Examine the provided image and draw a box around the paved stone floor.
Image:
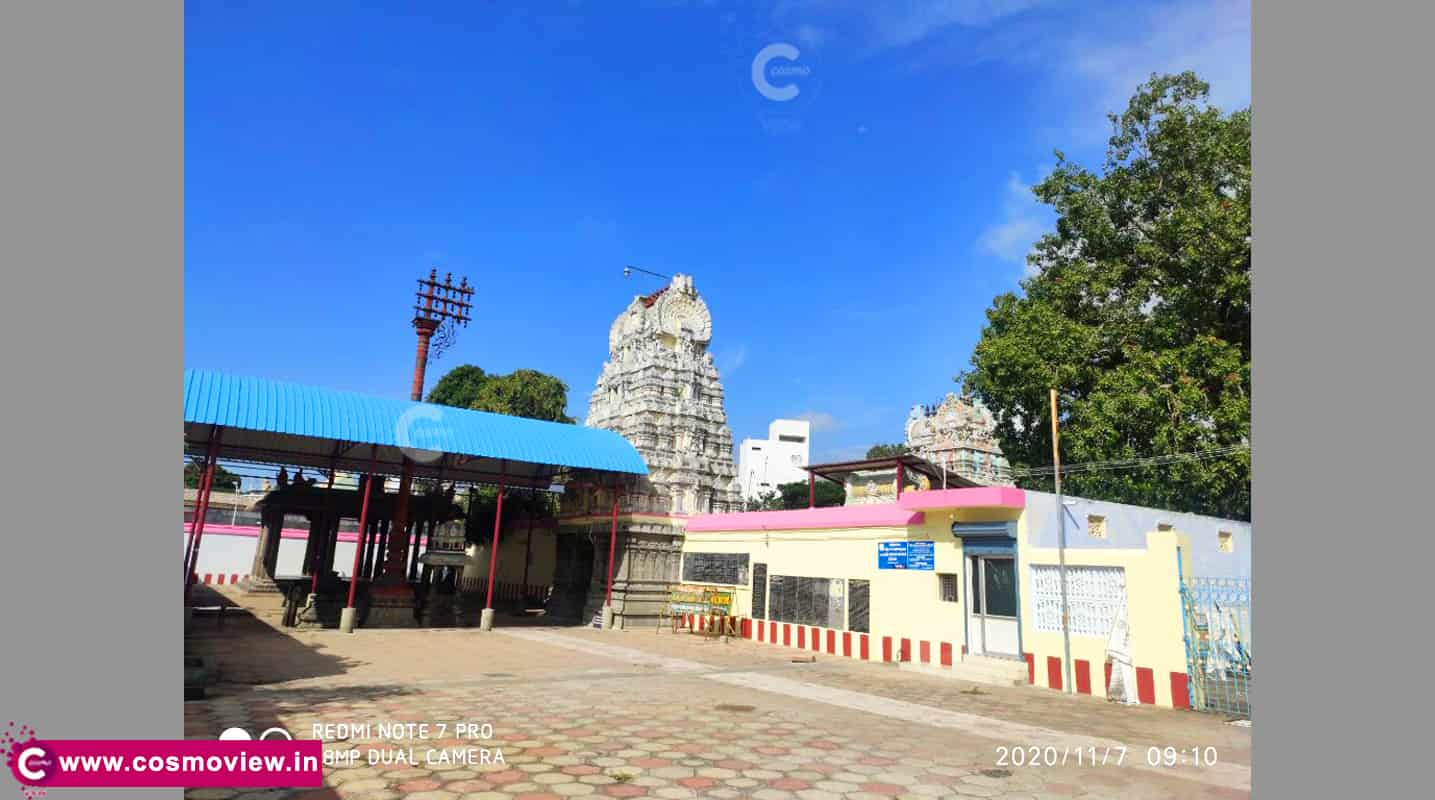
[184,590,1250,800]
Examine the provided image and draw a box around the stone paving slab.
[184,606,1249,800]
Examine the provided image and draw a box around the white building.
[737,419,811,501]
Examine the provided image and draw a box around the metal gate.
[1178,562,1252,717]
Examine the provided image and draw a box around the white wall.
[737,419,811,500]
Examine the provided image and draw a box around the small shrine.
[247,467,466,627]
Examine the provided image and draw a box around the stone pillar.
[246,508,284,594]
[300,513,322,578]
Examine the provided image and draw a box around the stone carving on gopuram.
[551,274,743,629]
[904,392,1015,486]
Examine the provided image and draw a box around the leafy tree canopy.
[184,462,241,492]
[427,365,575,424]
[749,480,845,510]
[865,443,910,459]
[963,72,1250,520]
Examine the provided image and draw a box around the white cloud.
[772,0,1050,56]
[977,172,1050,274]
[1064,0,1251,141]
[716,343,749,376]
[793,410,840,432]
[975,2,1249,274]
[862,0,1050,51]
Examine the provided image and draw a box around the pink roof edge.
[686,486,1025,533]
[684,504,925,532]
[898,485,1026,511]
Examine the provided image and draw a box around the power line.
[1012,444,1249,478]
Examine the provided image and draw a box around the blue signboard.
[878,541,909,569]
[907,540,935,571]
[878,541,936,570]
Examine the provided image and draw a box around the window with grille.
[938,573,959,603]
[751,563,768,618]
[848,579,870,633]
[1087,514,1108,539]
[769,575,845,629]
[681,552,749,585]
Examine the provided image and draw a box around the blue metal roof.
[183,369,647,476]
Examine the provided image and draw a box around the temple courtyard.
[184,588,1250,800]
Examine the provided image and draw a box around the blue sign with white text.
[878,541,909,569]
[878,541,936,570]
[907,540,935,571]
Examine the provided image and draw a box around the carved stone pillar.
[246,508,284,593]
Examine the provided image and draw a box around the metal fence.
[1179,569,1252,717]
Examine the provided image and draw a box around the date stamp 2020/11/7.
[995,745,1128,768]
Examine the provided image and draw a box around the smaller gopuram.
[904,392,1014,486]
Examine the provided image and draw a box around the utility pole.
[1051,388,1074,694]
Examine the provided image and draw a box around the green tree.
[427,365,575,423]
[780,480,845,509]
[425,365,488,409]
[749,488,784,511]
[865,443,909,459]
[963,72,1250,520]
[184,462,241,492]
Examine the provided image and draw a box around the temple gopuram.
[904,392,1014,486]
[554,274,742,628]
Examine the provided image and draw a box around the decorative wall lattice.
[1030,565,1127,637]
[682,552,749,585]
[847,579,870,633]
[769,575,844,629]
[751,563,767,619]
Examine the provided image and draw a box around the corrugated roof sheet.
[183,369,647,476]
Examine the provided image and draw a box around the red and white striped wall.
[1023,651,1191,709]
[721,618,1189,709]
[696,617,961,668]
[190,572,249,586]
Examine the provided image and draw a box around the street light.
[623,265,670,280]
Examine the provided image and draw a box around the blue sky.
[184,0,1250,464]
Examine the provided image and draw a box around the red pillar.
[808,472,815,509]
[896,461,905,498]
[183,427,223,603]
[346,448,378,609]
[605,487,621,606]
[483,479,506,610]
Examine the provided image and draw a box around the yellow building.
[678,457,1251,710]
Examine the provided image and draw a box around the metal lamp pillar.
[184,426,224,606]
[340,447,378,633]
[480,476,506,631]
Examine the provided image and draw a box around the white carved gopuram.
[584,273,742,516]
[904,392,1015,486]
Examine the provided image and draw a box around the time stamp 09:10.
[995,745,1221,768]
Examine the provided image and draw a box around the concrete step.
[897,654,1029,687]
